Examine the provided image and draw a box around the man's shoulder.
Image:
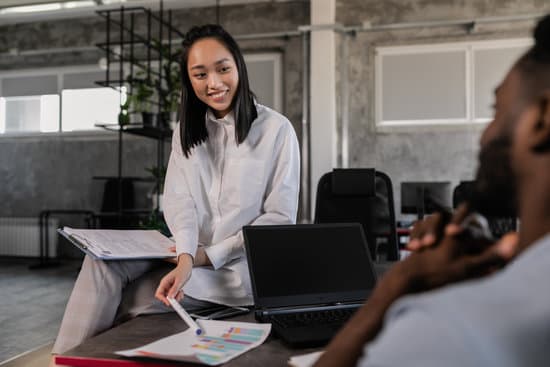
[362,235,550,366]
[395,233,550,314]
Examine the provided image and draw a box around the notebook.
[243,223,377,347]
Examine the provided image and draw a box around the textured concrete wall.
[335,0,550,219]
[336,0,548,25]
[0,134,162,216]
[0,1,308,226]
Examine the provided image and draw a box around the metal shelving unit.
[94,2,181,227]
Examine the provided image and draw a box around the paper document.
[59,227,176,260]
[117,319,271,365]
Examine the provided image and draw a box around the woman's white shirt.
[163,103,300,306]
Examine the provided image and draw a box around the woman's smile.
[208,89,229,102]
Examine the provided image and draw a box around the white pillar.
[310,0,337,217]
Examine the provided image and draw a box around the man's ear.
[532,90,550,153]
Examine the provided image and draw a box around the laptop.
[243,223,377,347]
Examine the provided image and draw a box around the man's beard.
[471,134,518,218]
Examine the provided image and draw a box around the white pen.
[167,297,203,335]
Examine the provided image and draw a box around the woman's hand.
[164,246,178,264]
[165,246,211,267]
[194,247,212,267]
[155,253,193,306]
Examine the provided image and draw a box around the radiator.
[0,217,58,257]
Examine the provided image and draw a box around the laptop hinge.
[255,301,364,319]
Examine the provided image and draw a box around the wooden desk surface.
[56,263,396,366]
[57,312,321,366]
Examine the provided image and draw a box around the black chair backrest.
[99,178,136,229]
[314,169,399,261]
[453,181,517,238]
[101,178,135,212]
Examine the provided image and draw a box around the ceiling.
[0,0,294,24]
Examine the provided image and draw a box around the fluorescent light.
[0,3,62,14]
[0,0,115,15]
[63,1,96,9]
[102,0,128,4]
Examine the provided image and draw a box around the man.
[316,14,550,367]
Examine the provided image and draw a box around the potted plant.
[140,210,170,236]
[126,71,156,127]
[154,60,181,130]
[152,41,182,130]
[118,99,130,126]
[145,165,167,211]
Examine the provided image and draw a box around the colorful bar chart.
[117,319,271,366]
[192,327,265,364]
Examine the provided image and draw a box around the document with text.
[117,319,271,365]
[59,227,176,260]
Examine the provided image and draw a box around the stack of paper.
[59,227,176,260]
[117,319,271,366]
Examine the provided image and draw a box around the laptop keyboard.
[264,307,357,329]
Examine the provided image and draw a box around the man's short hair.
[516,14,550,99]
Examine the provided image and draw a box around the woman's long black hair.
[179,24,257,157]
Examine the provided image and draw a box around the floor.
[0,257,81,364]
[0,343,51,367]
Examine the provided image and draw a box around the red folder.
[55,355,195,367]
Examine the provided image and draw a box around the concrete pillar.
[310,0,337,217]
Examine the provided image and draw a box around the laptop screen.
[243,223,377,309]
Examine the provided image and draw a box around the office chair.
[98,178,138,229]
[453,181,517,239]
[314,168,400,261]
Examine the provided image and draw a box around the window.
[0,54,282,136]
[0,95,59,133]
[244,53,283,112]
[375,38,532,127]
[0,66,122,135]
[61,88,122,132]
[472,41,530,122]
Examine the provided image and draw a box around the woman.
[50,24,300,364]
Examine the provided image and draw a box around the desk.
[56,263,396,366]
[56,312,321,367]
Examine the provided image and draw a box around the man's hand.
[381,204,518,301]
[315,207,519,367]
[155,253,193,306]
[407,209,453,251]
[385,228,518,296]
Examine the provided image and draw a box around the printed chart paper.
[59,227,175,260]
[116,319,271,365]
